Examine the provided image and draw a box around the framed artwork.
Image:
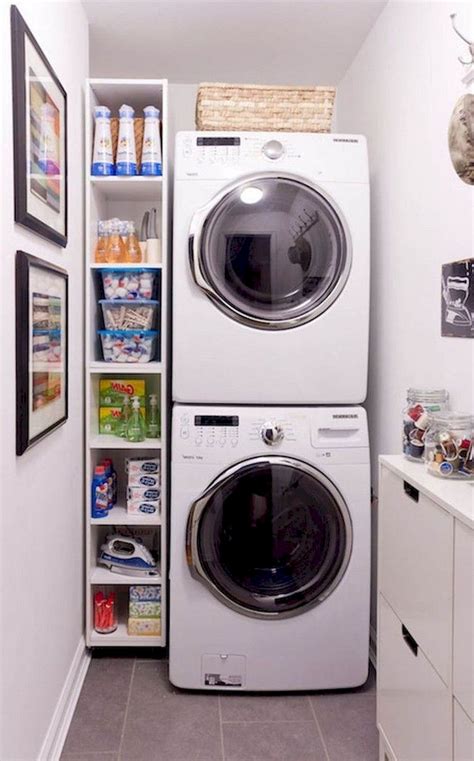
[16,251,68,455]
[441,258,474,338]
[11,5,68,247]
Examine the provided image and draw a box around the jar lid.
[430,412,473,428]
[407,388,449,403]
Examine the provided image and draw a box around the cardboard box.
[99,378,146,407]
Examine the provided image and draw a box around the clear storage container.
[424,413,474,479]
[99,299,158,330]
[99,329,158,363]
[94,589,117,634]
[99,268,157,300]
[402,388,449,461]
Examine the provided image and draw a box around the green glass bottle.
[126,396,146,442]
[147,394,160,439]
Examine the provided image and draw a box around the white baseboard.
[38,636,91,761]
[369,623,377,669]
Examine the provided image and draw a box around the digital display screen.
[194,415,239,427]
[196,137,241,146]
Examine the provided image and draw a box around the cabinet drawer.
[377,595,452,761]
[454,520,474,720]
[379,466,453,684]
[454,699,474,761]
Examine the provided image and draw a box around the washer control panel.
[178,413,297,450]
[179,134,300,169]
[179,413,240,449]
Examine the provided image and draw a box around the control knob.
[262,140,284,160]
[261,421,284,446]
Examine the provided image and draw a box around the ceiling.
[82,0,387,84]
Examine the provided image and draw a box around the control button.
[181,414,190,424]
[195,436,203,446]
[219,438,226,447]
[207,436,215,447]
[262,140,284,160]
[261,421,284,446]
[180,427,190,439]
[230,438,238,447]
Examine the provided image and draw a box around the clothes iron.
[99,533,159,577]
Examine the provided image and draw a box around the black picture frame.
[16,251,69,455]
[11,5,68,247]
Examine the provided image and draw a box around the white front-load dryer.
[172,132,370,404]
[170,405,371,691]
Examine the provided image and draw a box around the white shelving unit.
[85,79,168,648]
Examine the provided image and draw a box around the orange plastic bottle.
[105,218,127,263]
[126,221,142,263]
[94,220,108,263]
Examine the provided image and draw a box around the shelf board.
[89,361,164,374]
[90,263,162,270]
[91,505,161,526]
[89,622,163,647]
[90,176,162,201]
[91,565,161,585]
[89,434,162,450]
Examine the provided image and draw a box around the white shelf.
[90,263,162,270]
[90,176,163,201]
[89,434,162,449]
[86,77,168,649]
[89,622,163,647]
[91,505,161,525]
[91,565,161,585]
[89,361,164,374]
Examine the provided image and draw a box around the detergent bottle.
[91,465,109,518]
[91,106,114,176]
[141,106,162,176]
[116,104,137,176]
[102,458,117,507]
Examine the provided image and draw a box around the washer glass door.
[188,457,352,618]
[193,175,350,329]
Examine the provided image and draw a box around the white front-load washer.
[170,404,371,691]
[172,131,370,404]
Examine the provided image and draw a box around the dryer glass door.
[192,175,351,329]
[188,457,352,618]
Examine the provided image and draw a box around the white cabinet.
[378,456,474,761]
[454,520,474,721]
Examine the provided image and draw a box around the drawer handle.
[402,624,418,657]
[403,481,419,502]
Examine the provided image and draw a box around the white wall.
[336,0,474,491]
[0,2,88,758]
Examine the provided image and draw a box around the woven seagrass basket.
[196,83,335,133]
[110,117,144,170]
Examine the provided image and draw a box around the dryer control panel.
[177,411,298,450]
[175,131,369,184]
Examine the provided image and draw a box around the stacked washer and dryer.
[170,132,371,691]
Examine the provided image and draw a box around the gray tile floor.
[61,655,378,761]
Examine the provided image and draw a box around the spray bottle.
[126,396,146,443]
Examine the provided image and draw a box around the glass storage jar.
[94,589,117,634]
[402,388,449,461]
[424,413,474,479]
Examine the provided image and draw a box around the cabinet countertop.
[380,455,474,529]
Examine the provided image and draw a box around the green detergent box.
[99,379,146,434]
[99,378,146,407]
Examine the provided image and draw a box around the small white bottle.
[116,104,137,176]
[141,106,162,176]
[92,106,114,176]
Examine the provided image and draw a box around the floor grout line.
[307,696,331,761]
[220,719,318,724]
[217,695,226,761]
[116,657,137,761]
